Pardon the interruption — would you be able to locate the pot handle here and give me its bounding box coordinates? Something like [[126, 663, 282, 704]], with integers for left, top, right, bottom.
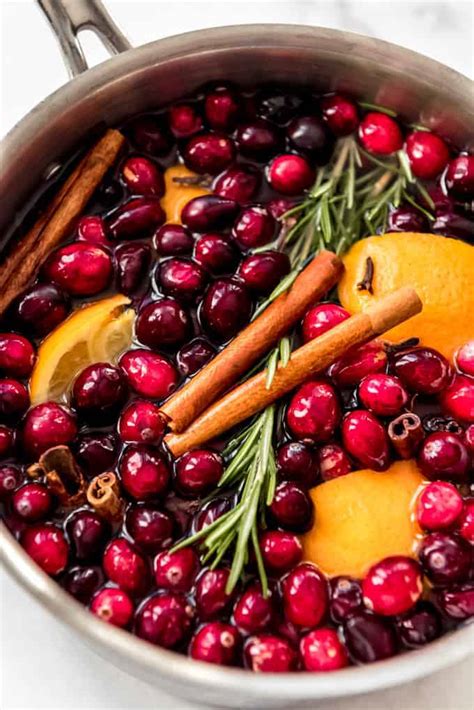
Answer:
[[37, 0, 131, 77]]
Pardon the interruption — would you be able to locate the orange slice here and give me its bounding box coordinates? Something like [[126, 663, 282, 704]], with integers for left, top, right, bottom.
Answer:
[[161, 165, 210, 223]]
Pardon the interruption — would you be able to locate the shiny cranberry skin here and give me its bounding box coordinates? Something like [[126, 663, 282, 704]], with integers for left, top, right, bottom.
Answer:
[[175, 449, 224, 496], [157, 258, 207, 301], [120, 349, 178, 399], [194, 234, 237, 275], [233, 206, 276, 249], [43, 243, 113, 296], [344, 611, 396, 663], [0, 379, 29, 422], [300, 628, 348, 671], [466, 424, 474, 454], [73, 363, 127, 419], [418, 532, 471, 585], [201, 278, 252, 341], [282, 563, 328, 628], [236, 120, 283, 159], [238, 251, 290, 295], [0, 425, 14, 458], [75, 431, 117, 476], [0, 333, 35, 377], [244, 634, 296, 672], [302, 303, 350, 344], [11, 482, 51, 522], [22, 402, 77, 459], [192, 497, 232, 534], [267, 154, 315, 195], [103, 537, 149, 594], [317, 444, 352, 482], [330, 576, 364, 623], [441, 374, 474, 424], [387, 205, 428, 232], [397, 602, 441, 647], [359, 112, 403, 155], [115, 242, 151, 295], [270, 481, 313, 532], [416, 481, 463, 531], [76, 215, 109, 245], [432, 211, 474, 240], [177, 338, 215, 377], [214, 165, 260, 204], [63, 566, 103, 603], [181, 195, 239, 232], [267, 197, 295, 220], [119, 401, 166, 445], [436, 584, 474, 620], [362, 556, 422, 616], [91, 587, 134, 628], [109, 197, 165, 239], [455, 341, 474, 377], [276, 441, 319, 487], [136, 298, 190, 348], [458, 498, 474, 545], [195, 568, 233, 619], [321, 94, 359, 136], [153, 224, 194, 256], [445, 155, 474, 198], [204, 86, 239, 130], [135, 592, 194, 648], [129, 115, 171, 155], [259, 530, 302, 573], [67, 509, 109, 561], [21, 523, 69, 576], [183, 133, 235, 175], [120, 445, 170, 500], [405, 131, 449, 179], [11, 283, 70, 337], [287, 116, 334, 163], [286, 380, 340, 443], [190, 622, 239, 666], [330, 341, 387, 388], [154, 548, 200, 592], [125, 505, 174, 553], [358, 373, 408, 417], [418, 432, 470, 482], [121, 156, 164, 196], [392, 347, 452, 395], [0, 465, 22, 500], [233, 585, 274, 634], [342, 410, 390, 471], [169, 103, 203, 139]]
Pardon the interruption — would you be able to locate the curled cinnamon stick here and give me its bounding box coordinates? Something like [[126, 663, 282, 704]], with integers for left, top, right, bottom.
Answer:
[[0, 129, 125, 317], [166, 287, 423, 457], [87, 472, 124, 522], [161, 250, 343, 432], [27, 445, 86, 506], [388, 413, 424, 459]]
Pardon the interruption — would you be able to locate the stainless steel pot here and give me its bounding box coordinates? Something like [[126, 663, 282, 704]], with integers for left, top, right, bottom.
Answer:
[[1, 1, 473, 707]]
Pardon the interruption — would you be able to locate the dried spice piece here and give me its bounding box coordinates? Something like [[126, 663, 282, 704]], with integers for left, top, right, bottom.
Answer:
[[87, 472, 124, 522], [388, 413, 424, 459], [384, 337, 420, 354], [172, 174, 213, 187], [357, 256, 374, 294], [27, 445, 86, 506]]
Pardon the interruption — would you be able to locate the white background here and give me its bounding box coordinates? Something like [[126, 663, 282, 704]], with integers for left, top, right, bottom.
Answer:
[[1, 1, 473, 708]]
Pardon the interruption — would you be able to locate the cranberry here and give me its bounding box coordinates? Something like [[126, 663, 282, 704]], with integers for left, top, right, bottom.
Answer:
[[72, 363, 127, 420], [436, 584, 474, 620], [458, 499, 474, 545], [362, 556, 422, 616], [214, 165, 260, 204], [63, 566, 103, 603], [115, 242, 151, 295], [43, 243, 112, 296], [418, 532, 471, 585], [282, 563, 328, 628], [329, 341, 387, 388], [22, 402, 77, 458], [201, 278, 252, 341], [21, 523, 69, 576], [405, 131, 450, 179], [455, 341, 474, 377], [276, 441, 319, 487], [204, 86, 239, 130], [0, 379, 29, 422], [118, 401, 166, 445], [154, 548, 199, 592], [0, 425, 14, 458], [392, 347, 452, 395], [177, 338, 215, 377], [236, 120, 283, 160], [183, 133, 235, 175], [416, 481, 463, 531], [270, 481, 313, 532], [103, 537, 149, 594], [358, 373, 408, 417], [418, 432, 470, 482], [300, 628, 348, 671], [156, 258, 207, 301], [342, 410, 390, 471], [267, 154, 315, 195], [233, 206, 276, 249], [238, 251, 290, 295], [91, 587, 134, 628], [67, 509, 109, 561], [317, 444, 352, 482], [190, 622, 239, 666], [343, 612, 396, 663], [267, 198, 295, 220], [182, 194, 239, 232], [195, 568, 233, 619], [109, 197, 165, 240], [0, 333, 35, 377], [135, 592, 194, 648], [287, 116, 334, 163], [302, 303, 350, 343], [136, 298, 190, 348], [121, 156, 164, 196], [120, 349, 178, 398], [432, 211, 474, 240], [12, 483, 52, 522], [359, 112, 403, 155], [75, 432, 117, 476], [396, 602, 441, 647], [194, 234, 237, 275], [129, 115, 171, 155], [330, 576, 364, 623], [233, 585, 274, 634], [192, 496, 232, 533], [10, 283, 70, 337], [125, 505, 174, 553], [259, 530, 302, 573], [321, 94, 359, 136], [120, 445, 170, 500], [174, 449, 223, 496], [286, 380, 340, 443], [441, 374, 474, 424], [445, 155, 474, 198], [0, 465, 22, 500], [387, 205, 428, 233], [76, 215, 110, 245], [153, 224, 194, 256], [466, 425, 474, 454], [169, 103, 203, 139], [244, 634, 296, 672]]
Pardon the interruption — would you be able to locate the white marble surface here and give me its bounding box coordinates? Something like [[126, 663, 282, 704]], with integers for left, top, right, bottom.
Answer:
[[1, 1, 473, 708]]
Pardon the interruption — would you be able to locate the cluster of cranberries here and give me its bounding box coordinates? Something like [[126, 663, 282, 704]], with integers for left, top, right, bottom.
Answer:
[[1, 84, 473, 673]]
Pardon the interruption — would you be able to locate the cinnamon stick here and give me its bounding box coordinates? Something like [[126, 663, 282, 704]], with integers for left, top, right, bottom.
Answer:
[[86, 472, 124, 522], [0, 129, 125, 317], [161, 250, 343, 432], [166, 287, 423, 457], [27, 445, 86, 506]]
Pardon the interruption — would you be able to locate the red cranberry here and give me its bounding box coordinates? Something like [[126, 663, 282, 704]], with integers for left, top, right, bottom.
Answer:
[[183, 133, 235, 175], [392, 346, 452, 395], [432, 211, 474, 240], [157, 258, 207, 301], [194, 234, 237, 274], [362, 556, 422, 616], [238, 251, 290, 295], [270, 481, 313, 532], [195, 568, 233, 619], [73, 363, 127, 420], [0, 333, 35, 377], [75, 432, 117, 476], [259, 530, 302, 573], [455, 341, 474, 377], [121, 156, 164, 196], [129, 115, 171, 156], [257, 89, 306, 125], [267, 154, 315, 195], [120, 348, 178, 398], [466, 424, 474, 454], [76, 215, 109, 245], [436, 584, 474, 620], [418, 432, 470, 482], [233, 206, 276, 249], [91, 587, 134, 628], [201, 278, 252, 341], [286, 380, 340, 443], [440, 374, 474, 424], [135, 592, 194, 648], [244, 634, 296, 672], [43, 243, 112, 296], [109, 197, 165, 240], [445, 155, 474, 198], [359, 112, 403, 155], [182, 194, 239, 232], [267, 197, 295, 220], [115, 242, 151, 295], [125, 505, 174, 553], [329, 341, 387, 388], [416, 481, 463, 531], [190, 622, 239, 666], [321, 94, 359, 136], [192, 496, 232, 533], [118, 401, 166, 445], [300, 628, 348, 671], [0, 379, 29, 422], [302, 303, 350, 343], [329, 576, 364, 623], [233, 585, 274, 634], [12, 483, 52, 522], [282, 563, 328, 628], [276, 441, 319, 487], [10, 283, 70, 337], [67, 509, 109, 561], [153, 224, 194, 256], [418, 532, 471, 585], [387, 205, 428, 232], [136, 298, 190, 347], [21, 523, 69, 576], [204, 86, 239, 130], [405, 131, 450, 179], [22, 402, 77, 458], [344, 612, 396, 663], [317, 444, 352, 482], [358, 373, 408, 417], [236, 120, 283, 159], [0, 465, 22, 500], [63, 566, 103, 603], [169, 103, 203, 139], [175, 449, 224, 496], [177, 338, 215, 377], [342, 410, 390, 471], [154, 548, 200, 592], [214, 165, 260, 204], [0, 425, 14, 458], [287, 116, 334, 163], [458, 498, 474, 545], [103, 537, 149, 594], [397, 602, 441, 647], [120, 445, 170, 500]]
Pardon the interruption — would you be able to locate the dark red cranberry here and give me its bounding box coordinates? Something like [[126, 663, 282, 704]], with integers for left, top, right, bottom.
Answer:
[[43, 243, 112, 296], [129, 115, 171, 156], [192, 496, 232, 533], [189, 622, 239, 665], [156, 258, 207, 301], [418, 532, 471, 585], [118, 401, 166, 445], [302, 303, 350, 343], [436, 584, 474, 620], [267, 154, 315, 195], [405, 131, 450, 179], [392, 346, 452, 395], [154, 548, 200, 592], [458, 498, 474, 545], [300, 628, 348, 671], [343, 612, 397, 663], [115, 242, 151, 295], [330, 341, 387, 388], [359, 112, 403, 155], [91, 587, 134, 628], [120, 348, 178, 398], [233, 584, 274, 634], [121, 156, 164, 196], [153, 224, 194, 256], [238, 251, 290, 295], [136, 298, 190, 348], [432, 211, 474, 240], [183, 133, 235, 175], [276, 441, 319, 487], [125, 505, 174, 553], [0, 379, 29, 422], [362, 556, 422, 616], [12, 483, 52, 522], [256, 89, 306, 125], [195, 568, 233, 619], [120, 445, 170, 500], [416, 481, 463, 531], [10, 283, 70, 337], [266, 197, 295, 220], [194, 234, 237, 275], [0, 333, 35, 378], [109, 197, 165, 240], [321, 94, 359, 136], [22, 402, 77, 459], [282, 563, 328, 628], [135, 592, 194, 648], [214, 165, 260, 204], [236, 120, 283, 160], [201, 278, 252, 341], [418, 432, 470, 482], [440, 374, 474, 424], [204, 86, 239, 130], [103, 537, 149, 594], [317, 444, 352, 482], [76, 215, 109, 245], [175, 449, 224, 496], [387, 205, 428, 233], [0, 425, 14, 458], [466, 424, 474, 454], [75, 432, 117, 476], [244, 634, 296, 672], [67, 509, 109, 561], [342, 410, 390, 471], [177, 338, 215, 377], [287, 116, 334, 163], [270, 481, 313, 532], [358, 373, 408, 417], [63, 565, 103, 603], [286, 380, 340, 443], [0, 465, 22, 500], [169, 103, 203, 139], [72, 363, 127, 420], [233, 206, 276, 249], [455, 341, 474, 377], [445, 155, 474, 198], [330, 576, 364, 623], [397, 602, 441, 647], [21, 523, 69, 576], [259, 530, 302, 573], [181, 194, 239, 232]]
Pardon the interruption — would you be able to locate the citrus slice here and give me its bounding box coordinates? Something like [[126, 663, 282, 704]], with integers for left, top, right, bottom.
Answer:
[[29, 295, 134, 406], [161, 165, 210, 223]]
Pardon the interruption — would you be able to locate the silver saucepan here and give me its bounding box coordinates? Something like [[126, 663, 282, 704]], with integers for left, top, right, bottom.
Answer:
[[1, 1, 473, 707]]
